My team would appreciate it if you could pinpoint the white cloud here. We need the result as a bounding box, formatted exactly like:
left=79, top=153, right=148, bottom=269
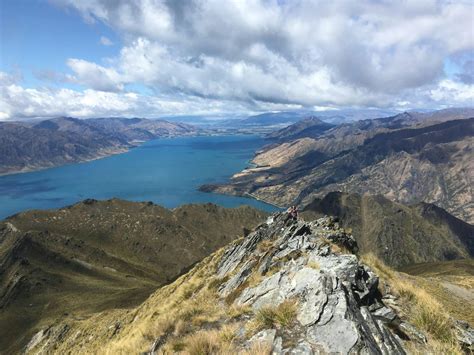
left=0, top=71, right=22, bottom=86
left=99, top=35, right=114, bottom=46
left=66, top=58, right=123, bottom=92
left=8, top=1, right=474, bottom=117
left=1, top=76, right=297, bottom=120
left=430, top=79, right=474, bottom=104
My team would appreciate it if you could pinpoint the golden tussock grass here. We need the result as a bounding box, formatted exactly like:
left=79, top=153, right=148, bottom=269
left=257, top=239, right=275, bottom=253
left=248, top=299, right=298, bottom=335
left=240, top=341, right=272, bottom=355
left=361, top=253, right=462, bottom=354
left=101, top=249, right=227, bottom=354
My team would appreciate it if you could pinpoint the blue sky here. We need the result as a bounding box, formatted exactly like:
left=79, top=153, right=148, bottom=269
left=0, top=0, right=473, bottom=119
left=1, top=0, right=119, bottom=89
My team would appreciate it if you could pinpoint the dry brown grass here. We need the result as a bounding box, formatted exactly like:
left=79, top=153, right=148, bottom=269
left=406, top=338, right=463, bottom=355
left=100, top=249, right=227, bottom=354
left=226, top=304, right=252, bottom=319
left=249, top=299, right=298, bottom=334
left=162, top=324, right=240, bottom=355
left=257, top=239, right=274, bottom=253
left=184, top=330, right=228, bottom=355
left=361, top=252, right=395, bottom=280
left=241, top=341, right=272, bottom=355
left=393, top=278, right=455, bottom=342
left=361, top=253, right=462, bottom=353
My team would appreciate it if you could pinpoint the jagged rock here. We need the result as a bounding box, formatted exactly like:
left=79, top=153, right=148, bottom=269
left=324, top=230, right=359, bottom=253
left=372, top=306, right=397, bottom=323
left=248, top=329, right=277, bottom=347
left=216, top=214, right=408, bottom=354
left=399, top=322, right=427, bottom=344
left=454, top=320, right=474, bottom=352
left=25, top=330, right=45, bottom=353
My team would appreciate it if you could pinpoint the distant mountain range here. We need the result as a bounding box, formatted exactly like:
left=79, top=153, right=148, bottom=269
left=266, top=116, right=335, bottom=141
left=202, top=108, right=474, bottom=223
left=0, top=117, right=198, bottom=175
left=0, top=199, right=266, bottom=353
left=2, top=108, right=473, bottom=353
left=221, top=108, right=398, bottom=128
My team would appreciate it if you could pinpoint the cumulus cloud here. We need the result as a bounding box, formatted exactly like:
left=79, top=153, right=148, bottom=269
left=0, top=71, right=22, bottom=86
left=430, top=79, right=474, bottom=104
left=99, top=35, right=114, bottom=46
left=66, top=58, right=123, bottom=92
left=455, top=59, right=474, bottom=85
left=11, top=0, right=474, bottom=116
left=1, top=74, right=294, bottom=120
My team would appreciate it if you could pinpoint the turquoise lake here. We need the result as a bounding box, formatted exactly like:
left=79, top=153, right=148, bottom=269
left=0, top=135, right=279, bottom=219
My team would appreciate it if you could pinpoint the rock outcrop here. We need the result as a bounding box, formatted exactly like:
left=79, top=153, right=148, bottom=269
left=214, top=213, right=407, bottom=354
left=22, top=212, right=472, bottom=354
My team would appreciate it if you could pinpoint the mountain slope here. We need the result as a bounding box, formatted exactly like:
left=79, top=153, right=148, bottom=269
left=234, top=111, right=314, bottom=127
left=24, top=213, right=472, bottom=354
left=302, top=192, right=474, bottom=268
left=203, top=115, right=474, bottom=223
left=0, top=117, right=198, bottom=175
left=400, top=259, right=474, bottom=325
left=266, top=116, right=335, bottom=141
left=0, top=199, right=267, bottom=353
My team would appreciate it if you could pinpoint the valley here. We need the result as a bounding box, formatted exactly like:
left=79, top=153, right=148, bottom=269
left=1, top=108, right=473, bottom=354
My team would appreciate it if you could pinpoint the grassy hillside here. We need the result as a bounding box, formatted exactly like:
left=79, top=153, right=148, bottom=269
left=302, top=192, right=474, bottom=268
left=23, top=214, right=471, bottom=354
left=400, top=259, right=474, bottom=324
left=0, top=199, right=267, bottom=353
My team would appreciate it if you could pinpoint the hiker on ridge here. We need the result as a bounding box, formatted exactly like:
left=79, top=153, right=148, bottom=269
left=285, top=205, right=298, bottom=222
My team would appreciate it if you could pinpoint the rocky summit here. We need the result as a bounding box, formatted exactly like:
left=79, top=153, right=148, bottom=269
left=23, top=212, right=472, bottom=354
left=214, top=214, right=405, bottom=354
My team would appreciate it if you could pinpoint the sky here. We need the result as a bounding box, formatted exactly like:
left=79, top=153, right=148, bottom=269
left=0, top=0, right=473, bottom=120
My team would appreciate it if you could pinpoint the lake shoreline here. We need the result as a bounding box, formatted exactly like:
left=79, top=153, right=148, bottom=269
left=0, top=135, right=278, bottom=219
left=0, top=146, right=133, bottom=177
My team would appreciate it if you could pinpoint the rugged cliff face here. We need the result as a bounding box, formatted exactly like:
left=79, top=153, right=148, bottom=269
left=23, top=213, right=473, bottom=354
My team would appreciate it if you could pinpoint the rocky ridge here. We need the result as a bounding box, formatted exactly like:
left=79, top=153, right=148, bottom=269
left=23, top=212, right=472, bottom=354
left=214, top=214, right=406, bottom=354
